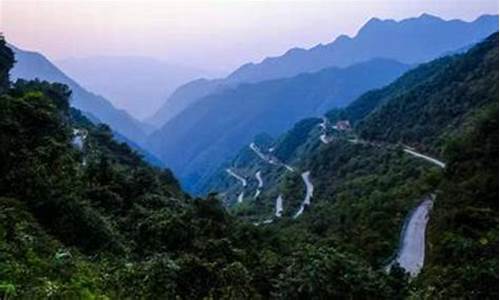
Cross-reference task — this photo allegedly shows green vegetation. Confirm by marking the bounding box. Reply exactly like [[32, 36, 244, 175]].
[[0, 32, 497, 298], [0, 35, 402, 299], [357, 33, 499, 156], [205, 33, 498, 298], [412, 102, 498, 298]]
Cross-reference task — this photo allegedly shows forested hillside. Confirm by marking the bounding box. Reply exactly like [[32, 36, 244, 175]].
[[0, 29, 497, 299], [9, 45, 148, 145], [356, 32, 499, 155], [0, 35, 407, 299], [203, 33, 498, 298], [148, 59, 410, 194], [56, 56, 209, 120], [148, 14, 498, 129], [414, 101, 498, 298]]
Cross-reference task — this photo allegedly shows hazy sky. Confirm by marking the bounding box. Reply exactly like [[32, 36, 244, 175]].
[[1, 0, 498, 73]]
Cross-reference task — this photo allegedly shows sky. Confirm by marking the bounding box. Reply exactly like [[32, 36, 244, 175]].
[[1, 0, 498, 74]]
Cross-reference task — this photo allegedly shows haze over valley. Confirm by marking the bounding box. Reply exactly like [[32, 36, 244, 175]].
[[0, 1, 498, 298]]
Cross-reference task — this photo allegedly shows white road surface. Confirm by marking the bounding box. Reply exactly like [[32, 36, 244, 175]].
[[250, 142, 295, 172], [237, 192, 244, 203], [254, 171, 264, 198], [256, 171, 263, 188], [319, 117, 333, 144], [250, 143, 271, 162], [72, 128, 86, 150], [283, 164, 295, 172], [226, 168, 247, 203], [293, 171, 314, 218], [403, 148, 446, 169], [319, 117, 328, 130], [390, 195, 434, 277], [275, 195, 284, 217], [226, 168, 247, 187], [320, 134, 332, 144]]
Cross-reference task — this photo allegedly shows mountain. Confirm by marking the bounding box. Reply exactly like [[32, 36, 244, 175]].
[[148, 14, 498, 128], [56, 56, 213, 119], [9, 45, 147, 144], [205, 32, 498, 200], [1, 30, 497, 299], [147, 58, 410, 193], [226, 14, 499, 83], [0, 37, 405, 299], [201, 33, 498, 298], [146, 77, 226, 127]]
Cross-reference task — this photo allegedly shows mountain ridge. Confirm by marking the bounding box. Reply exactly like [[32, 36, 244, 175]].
[[147, 58, 411, 193], [9, 44, 148, 144], [225, 13, 498, 84], [56, 55, 214, 119], [147, 13, 498, 129]]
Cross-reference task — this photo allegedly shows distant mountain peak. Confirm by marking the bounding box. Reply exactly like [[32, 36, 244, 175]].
[[418, 13, 443, 21], [474, 14, 499, 23], [365, 16, 383, 24], [332, 34, 352, 44], [152, 13, 498, 129], [10, 44, 148, 144], [284, 47, 307, 56], [357, 17, 397, 35], [358, 13, 448, 35]]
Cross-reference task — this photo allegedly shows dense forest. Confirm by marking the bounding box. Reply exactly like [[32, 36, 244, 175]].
[[0, 35, 402, 299], [203, 33, 499, 298], [0, 31, 498, 299]]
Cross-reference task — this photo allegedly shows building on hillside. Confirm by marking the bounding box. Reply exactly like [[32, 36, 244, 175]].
[[334, 120, 352, 131]]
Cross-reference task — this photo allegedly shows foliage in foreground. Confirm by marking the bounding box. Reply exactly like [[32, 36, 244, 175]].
[[0, 33, 498, 298]]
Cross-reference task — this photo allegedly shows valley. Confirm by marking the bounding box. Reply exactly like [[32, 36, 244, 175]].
[[200, 33, 497, 298], [0, 7, 497, 299]]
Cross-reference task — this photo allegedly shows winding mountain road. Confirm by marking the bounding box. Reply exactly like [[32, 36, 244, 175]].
[[246, 131, 443, 230], [319, 117, 328, 130], [254, 171, 263, 198], [346, 137, 446, 169], [226, 168, 247, 187], [72, 128, 87, 150], [275, 195, 284, 217], [250, 142, 273, 163], [293, 171, 314, 218], [319, 117, 333, 144], [255, 171, 264, 188], [343, 137, 444, 275], [250, 142, 295, 172], [403, 148, 446, 169], [388, 195, 434, 276], [320, 134, 332, 144], [237, 192, 245, 203], [226, 168, 247, 203]]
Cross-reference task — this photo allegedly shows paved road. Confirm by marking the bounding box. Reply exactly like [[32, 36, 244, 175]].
[[226, 168, 247, 186], [254, 171, 263, 198], [226, 168, 247, 203], [404, 148, 446, 168], [255, 171, 264, 188], [275, 195, 284, 217], [320, 134, 331, 144], [72, 128, 86, 150], [319, 117, 332, 144], [250, 142, 295, 172], [237, 192, 245, 203], [293, 171, 314, 218], [392, 195, 434, 276]]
